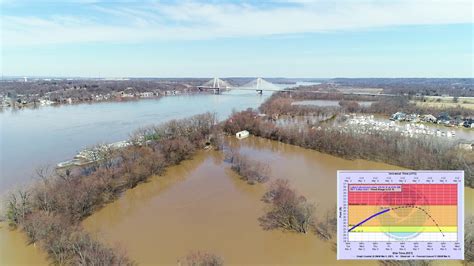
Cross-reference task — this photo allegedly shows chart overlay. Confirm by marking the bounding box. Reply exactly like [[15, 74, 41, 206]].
[[337, 171, 464, 260]]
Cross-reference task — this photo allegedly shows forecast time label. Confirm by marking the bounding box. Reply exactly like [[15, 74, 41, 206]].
[[337, 171, 464, 260]]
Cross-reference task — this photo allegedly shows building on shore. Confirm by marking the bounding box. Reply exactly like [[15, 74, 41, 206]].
[[390, 112, 406, 121]]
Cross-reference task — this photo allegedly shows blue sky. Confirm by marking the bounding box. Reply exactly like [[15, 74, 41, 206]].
[[1, 0, 473, 78]]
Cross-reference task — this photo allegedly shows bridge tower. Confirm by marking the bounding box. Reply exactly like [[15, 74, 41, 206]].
[[256, 77, 263, 95], [198, 77, 232, 94]]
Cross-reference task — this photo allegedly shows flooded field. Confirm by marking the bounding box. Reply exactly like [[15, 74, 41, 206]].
[[2, 136, 473, 264], [80, 136, 473, 265]]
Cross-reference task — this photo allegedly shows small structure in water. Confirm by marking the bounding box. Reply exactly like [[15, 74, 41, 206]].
[[236, 130, 249, 140]]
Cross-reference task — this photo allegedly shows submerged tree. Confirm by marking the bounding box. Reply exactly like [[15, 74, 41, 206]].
[[179, 251, 224, 266], [259, 179, 315, 234], [226, 150, 270, 184], [5, 190, 31, 227], [314, 206, 337, 241]]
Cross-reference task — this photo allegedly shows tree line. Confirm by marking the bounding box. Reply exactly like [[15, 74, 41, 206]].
[[259, 95, 340, 118], [330, 78, 474, 97], [225, 149, 270, 184], [223, 109, 474, 188]]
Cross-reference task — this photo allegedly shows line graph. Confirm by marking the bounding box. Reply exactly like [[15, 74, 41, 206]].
[[348, 208, 390, 232], [347, 183, 456, 241], [337, 171, 464, 260]]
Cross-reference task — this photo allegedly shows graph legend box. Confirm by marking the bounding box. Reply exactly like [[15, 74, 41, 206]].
[[337, 171, 464, 260]]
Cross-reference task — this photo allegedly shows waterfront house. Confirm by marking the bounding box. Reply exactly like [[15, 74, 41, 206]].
[[421, 114, 437, 123], [120, 91, 134, 98], [140, 92, 154, 98], [436, 113, 452, 125], [452, 116, 465, 127], [39, 99, 54, 106], [390, 112, 406, 121], [463, 119, 474, 128], [405, 113, 420, 122]]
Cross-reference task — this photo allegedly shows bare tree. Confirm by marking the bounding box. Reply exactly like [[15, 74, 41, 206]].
[[5, 190, 31, 227], [259, 179, 315, 234], [314, 207, 337, 241], [179, 251, 224, 266], [226, 150, 270, 184]]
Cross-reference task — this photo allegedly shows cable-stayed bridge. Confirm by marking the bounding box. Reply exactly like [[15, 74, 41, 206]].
[[197, 77, 291, 94], [199, 77, 233, 90]]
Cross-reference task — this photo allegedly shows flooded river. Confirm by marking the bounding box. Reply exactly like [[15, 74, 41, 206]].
[[1, 87, 472, 265], [0, 91, 270, 265], [0, 91, 269, 195], [0, 223, 48, 265], [82, 137, 473, 265]]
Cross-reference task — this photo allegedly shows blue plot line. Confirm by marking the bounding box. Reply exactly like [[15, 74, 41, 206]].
[[348, 208, 391, 232]]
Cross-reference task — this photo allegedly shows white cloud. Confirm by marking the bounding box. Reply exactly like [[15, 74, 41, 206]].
[[2, 0, 473, 46]]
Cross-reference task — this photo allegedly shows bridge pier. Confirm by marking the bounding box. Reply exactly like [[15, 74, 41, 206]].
[[256, 90, 263, 95]]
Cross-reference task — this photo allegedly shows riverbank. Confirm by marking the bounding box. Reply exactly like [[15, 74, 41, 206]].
[[0, 92, 269, 195], [0, 78, 207, 109], [0, 91, 204, 111], [0, 223, 49, 265], [1, 113, 219, 264]]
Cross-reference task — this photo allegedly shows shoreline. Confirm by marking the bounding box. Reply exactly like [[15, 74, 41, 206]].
[[0, 91, 213, 112]]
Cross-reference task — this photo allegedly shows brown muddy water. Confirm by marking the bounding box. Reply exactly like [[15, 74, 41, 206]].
[[2, 137, 473, 265], [0, 223, 49, 265], [80, 137, 471, 265]]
